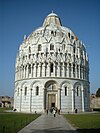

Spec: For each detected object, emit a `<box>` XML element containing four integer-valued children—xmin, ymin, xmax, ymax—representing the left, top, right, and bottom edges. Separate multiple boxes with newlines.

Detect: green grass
<box><xmin>0</xmin><ymin>111</ymin><xmax>40</xmax><ymax>133</ymax></box>
<box><xmin>0</xmin><ymin>107</ymin><xmax>13</xmax><ymax>112</ymax></box>
<box><xmin>64</xmin><ymin>113</ymin><xmax>100</xmax><ymax>129</ymax></box>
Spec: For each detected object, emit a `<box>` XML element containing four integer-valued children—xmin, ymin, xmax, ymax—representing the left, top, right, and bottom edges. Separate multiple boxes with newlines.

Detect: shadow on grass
<box><xmin>29</xmin><ymin>129</ymin><xmax>78</xmax><ymax>133</ymax></box>
<box><xmin>77</xmin><ymin>128</ymin><xmax>100</xmax><ymax>133</ymax></box>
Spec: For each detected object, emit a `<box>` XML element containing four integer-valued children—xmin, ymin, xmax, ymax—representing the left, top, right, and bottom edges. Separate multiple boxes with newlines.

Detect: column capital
<box><xmin>58</xmin><ymin>87</ymin><xmax>61</xmax><ymax>90</ymax></box>
<box><xmin>30</xmin><ymin>88</ymin><xmax>32</xmax><ymax>91</ymax></box>
<box><xmin>71</xmin><ymin>88</ymin><xmax>74</xmax><ymax>91</ymax></box>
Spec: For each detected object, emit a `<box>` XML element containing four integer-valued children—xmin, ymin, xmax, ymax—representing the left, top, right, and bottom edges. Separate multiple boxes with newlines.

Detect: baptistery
<box><xmin>14</xmin><ymin>12</ymin><xmax>90</xmax><ymax>113</ymax></box>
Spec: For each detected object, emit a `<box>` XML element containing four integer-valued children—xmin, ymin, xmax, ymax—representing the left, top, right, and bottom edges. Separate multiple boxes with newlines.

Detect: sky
<box><xmin>0</xmin><ymin>0</ymin><xmax>100</xmax><ymax>97</ymax></box>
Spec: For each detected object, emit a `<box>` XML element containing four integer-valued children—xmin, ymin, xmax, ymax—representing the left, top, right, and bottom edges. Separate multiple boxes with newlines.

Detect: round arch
<box><xmin>60</xmin><ymin>80</ymin><xmax>71</xmax><ymax>88</ymax></box>
<box><xmin>21</xmin><ymin>81</ymin><xmax>28</xmax><ymax>89</ymax></box>
<box><xmin>44</xmin><ymin>80</ymin><xmax>59</xmax><ymax>89</ymax></box>
<box><xmin>30</xmin><ymin>80</ymin><xmax>43</xmax><ymax>89</ymax></box>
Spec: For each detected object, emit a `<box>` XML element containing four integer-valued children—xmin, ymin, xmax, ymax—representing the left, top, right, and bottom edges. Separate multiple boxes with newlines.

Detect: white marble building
<box><xmin>14</xmin><ymin>12</ymin><xmax>90</xmax><ymax>113</ymax></box>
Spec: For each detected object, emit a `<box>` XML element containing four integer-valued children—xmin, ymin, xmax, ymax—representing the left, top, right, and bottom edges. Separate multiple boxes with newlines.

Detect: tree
<box><xmin>96</xmin><ymin>88</ymin><xmax>100</xmax><ymax>97</ymax></box>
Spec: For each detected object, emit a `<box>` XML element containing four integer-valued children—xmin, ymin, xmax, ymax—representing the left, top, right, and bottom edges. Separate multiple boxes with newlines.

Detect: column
<box><xmin>16</xmin><ymin>71</ymin><xmax>18</xmax><ymax>80</ymax></box>
<box><xmin>72</xmin><ymin>88</ymin><xmax>74</xmax><ymax>112</ymax></box>
<box><xmin>18</xmin><ymin>68</ymin><xmax>19</xmax><ymax>80</ymax></box>
<box><xmin>33</xmin><ymin>63</ymin><xmax>37</xmax><ymax>77</ymax></box>
<box><xmin>21</xmin><ymin>66</ymin><xmax>23</xmax><ymax>79</ymax></box>
<box><xmin>23</xmin><ymin>66</ymin><xmax>25</xmax><ymax>78</ymax></box>
<box><xmin>21</xmin><ymin>67</ymin><xmax>23</xmax><ymax>79</ymax></box>
<box><xmin>22</xmin><ymin>67</ymin><xmax>24</xmax><ymax>79</ymax></box>
<box><xmin>84</xmin><ymin>67</ymin><xmax>86</xmax><ymax>80</ymax></box>
<box><xmin>83</xmin><ymin>67</ymin><xmax>84</xmax><ymax>79</ymax></box>
<box><xmin>82</xmin><ymin>85</ymin><xmax>85</xmax><ymax>112</ymax></box>
<box><xmin>30</xmin><ymin>88</ymin><xmax>32</xmax><ymax>112</ymax></box>
<box><xmin>19</xmin><ymin>67</ymin><xmax>21</xmax><ymax>79</ymax></box>
<box><xmin>71</xmin><ymin>64</ymin><xmax>73</xmax><ymax>78</ymax></box>
<box><xmin>58</xmin><ymin>63</ymin><xmax>60</xmax><ymax>77</ymax></box>
<box><xmin>43</xmin><ymin>88</ymin><xmax>46</xmax><ymax>111</ymax></box>
<box><xmin>67</xmin><ymin>63</ymin><xmax>69</xmax><ymax>77</ymax></box>
<box><xmin>79</xmin><ymin>65</ymin><xmax>81</xmax><ymax>79</ymax></box>
<box><xmin>20</xmin><ymin>89</ymin><xmax>22</xmax><ymax>112</ymax></box>
<box><xmin>31</xmin><ymin>64</ymin><xmax>33</xmax><ymax>77</ymax></box>
<box><xmin>81</xmin><ymin>67</ymin><xmax>83</xmax><ymax>79</ymax></box>
<box><xmin>25</xmin><ymin>66</ymin><xmax>27</xmax><ymax>78</ymax></box>
<box><xmin>48</xmin><ymin>62</ymin><xmax>50</xmax><ymax>77</ymax></box>
<box><xmin>17</xmin><ymin>69</ymin><xmax>19</xmax><ymax>80</ymax></box>
<box><xmin>38</xmin><ymin>63</ymin><xmax>41</xmax><ymax>77</ymax></box>
<box><xmin>58</xmin><ymin>88</ymin><xmax>61</xmax><ymax>110</ymax></box>
<box><xmin>15</xmin><ymin>71</ymin><xmax>17</xmax><ymax>81</ymax></box>
<box><xmin>20</xmin><ymin>67</ymin><xmax>22</xmax><ymax>79</ymax></box>
<box><xmin>54</xmin><ymin>62</ymin><xmax>56</xmax><ymax>77</ymax></box>
<box><xmin>26</xmin><ymin>65</ymin><xmax>28</xmax><ymax>78</ymax></box>
<box><xmin>74</xmin><ymin>64</ymin><xmax>76</xmax><ymax>78</ymax></box>
<box><xmin>63</xmin><ymin>62</ymin><xmax>65</xmax><ymax>77</ymax></box>
<box><xmin>13</xmin><ymin>89</ymin><xmax>16</xmax><ymax>109</ymax></box>
<box><xmin>30</xmin><ymin>64</ymin><xmax>32</xmax><ymax>77</ymax></box>
<box><xmin>43</xmin><ymin>63</ymin><xmax>46</xmax><ymax>77</ymax></box>
<box><xmin>75</xmin><ymin>65</ymin><xmax>77</xmax><ymax>78</ymax></box>
<box><xmin>46</xmin><ymin>92</ymin><xmax>48</xmax><ymax>109</ymax></box>
<box><xmin>20</xmin><ymin>67</ymin><xmax>21</xmax><ymax>79</ymax></box>
<box><xmin>87</xmin><ymin>68</ymin><xmax>89</xmax><ymax>81</ymax></box>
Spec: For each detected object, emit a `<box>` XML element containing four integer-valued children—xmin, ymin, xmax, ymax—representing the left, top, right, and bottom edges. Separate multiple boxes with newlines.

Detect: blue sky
<box><xmin>0</xmin><ymin>0</ymin><xmax>100</xmax><ymax>96</ymax></box>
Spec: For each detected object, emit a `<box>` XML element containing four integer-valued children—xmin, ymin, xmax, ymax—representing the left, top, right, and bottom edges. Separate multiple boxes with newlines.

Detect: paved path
<box><xmin>18</xmin><ymin>113</ymin><xmax>78</xmax><ymax>133</ymax></box>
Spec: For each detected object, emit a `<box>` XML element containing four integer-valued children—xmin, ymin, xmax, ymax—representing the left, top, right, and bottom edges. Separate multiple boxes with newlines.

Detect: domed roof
<box><xmin>43</xmin><ymin>12</ymin><xmax>62</xmax><ymax>27</ymax></box>
<box><xmin>47</xmin><ymin>12</ymin><xmax>58</xmax><ymax>17</ymax></box>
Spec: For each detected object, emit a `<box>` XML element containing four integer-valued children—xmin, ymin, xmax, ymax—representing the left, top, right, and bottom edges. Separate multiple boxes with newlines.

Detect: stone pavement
<box><xmin>18</xmin><ymin>113</ymin><xmax>78</xmax><ymax>133</ymax></box>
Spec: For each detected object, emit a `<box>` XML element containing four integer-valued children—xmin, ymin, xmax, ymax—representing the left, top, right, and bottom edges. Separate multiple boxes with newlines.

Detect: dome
<box><xmin>47</xmin><ymin>12</ymin><xmax>58</xmax><ymax>17</ymax></box>
<box><xmin>43</xmin><ymin>12</ymin><xmax>62</xmax><ymax>27</ymax></box>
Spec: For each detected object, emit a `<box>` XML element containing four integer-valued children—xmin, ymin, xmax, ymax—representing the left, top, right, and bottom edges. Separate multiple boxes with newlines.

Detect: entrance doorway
<box><xmin>51</xmin><ymin>102</ymin><xmax>55</xmax><ymax>107</ymax></box>
<box><xmin>44</xmin><ymin>80</ymin><xmax>59</xmax><ymax>110</ymax></box>
<box><xmin>48</xmin><ymin>94</ymin><xmax>56</xmax><ymax>109</ymax></box>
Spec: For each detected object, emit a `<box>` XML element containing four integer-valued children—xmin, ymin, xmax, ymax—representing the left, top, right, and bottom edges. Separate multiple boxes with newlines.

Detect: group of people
<box><xmin>46</xmin><ymin>107</ymin><xmax>60</xmax><ymax>117</ymax></box>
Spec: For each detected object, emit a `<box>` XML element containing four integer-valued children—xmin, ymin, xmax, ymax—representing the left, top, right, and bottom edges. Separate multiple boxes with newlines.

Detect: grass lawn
<box><xmin>0</xmin><ymin>107</ymin><xmax>13</xmax><ymax>112</ymax></box>
<box><xmin>0</xmin><ymin>108</ymin><xmax>40</xmax><ymax>133</ymax></box>
<box><xmin>64</xmin><ymin>113</ymin><xmax>100</xmax><ymax>133</ymax></box>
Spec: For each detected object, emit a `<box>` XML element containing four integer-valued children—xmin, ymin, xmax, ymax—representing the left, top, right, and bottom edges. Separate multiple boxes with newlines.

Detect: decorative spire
<box><xmin>24</xmin><ymin>35</ymin><xmax>27</xmax><ymax>40</ymax></box>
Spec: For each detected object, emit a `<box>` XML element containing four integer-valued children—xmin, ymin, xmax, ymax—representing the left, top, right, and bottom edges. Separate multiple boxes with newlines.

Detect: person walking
<box><xmin>46</xmin><ymin>109</ymin><xmax>48</xmax><ymax>115</ymax></box>
<box><xmin>53</xmin><ymin>109</ymin><xmax>56</xmax><ymax>117</ymax></box>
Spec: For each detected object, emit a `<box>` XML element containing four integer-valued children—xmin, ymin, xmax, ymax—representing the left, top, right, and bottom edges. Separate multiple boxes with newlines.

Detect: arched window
<box><xmin>65</xmin><ymin>87</ymin><xmax>68</xmax><ymax>96</ymax></box>
<box><xmin>84</xmin><ymin>88</ymin><xmax>87</xmax><ymax>97</ymax></box>
<box><xmin>51</xmin><ymin>31</ymin><xmax>54</xmax><ymax>35</ymax></box>
<box><xmin>50</xmin><ymin>63</ymin><xmax>53</xmax><ymax>73</ymax></box>
<box><xmin>24</xmin><ymin>87</ymin><xmax>27</xmax><ymax>96</ymax></box>
<box><xmin>73</xmin><ymin>46</ymin><xmax>75</xmax><ymax>53</ymax></box>
<box><xmin>28</xmin><ymin>64</ymin><xmax>31</xmax><ymax>74</ymax></box>
<box><xmin>38</xmin><ymin>44</ymin><xmax>41</xmax><ymax>51</ymax></box>
<box><xmin>73</xmin><ymin>64</ymin><xmax>75</xmax><ymax>77</ymax></box>
<box><xmin>76</xmin><ymin>86</ymin><xmax>80</xmax><ymax>96</ymax></box>
<box><xmin>71</xmin><ymin>36</ymin><xmax>74</xmax><ymax>40</ymax></box>
<box><xmin>29</xmin><ymin>46</ymin><xmax>31</xmax><ymax>53</ymax></box>
<box><xmin>36</xmin><ymin>86</ymin><xmax>39</xmax><ymax>95</ymax></box>
<box><xmin>77</xmin><ymin>65</ymin><xmax>79</xmax><ymax>78</ymax></box>
<box><xmin>69</xmin><ymin>63</ymin><xmax>71</xmax><ymax>77</ymax></box>
<box><xmin>68</xmin><ymin>32</ymin><xmax>70</xmax><ymax>38</ymax></box>
<box><xmin>50</xmin><ymin>44</ymin><xmax>54</xmax><ymax>50</ymax></box>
